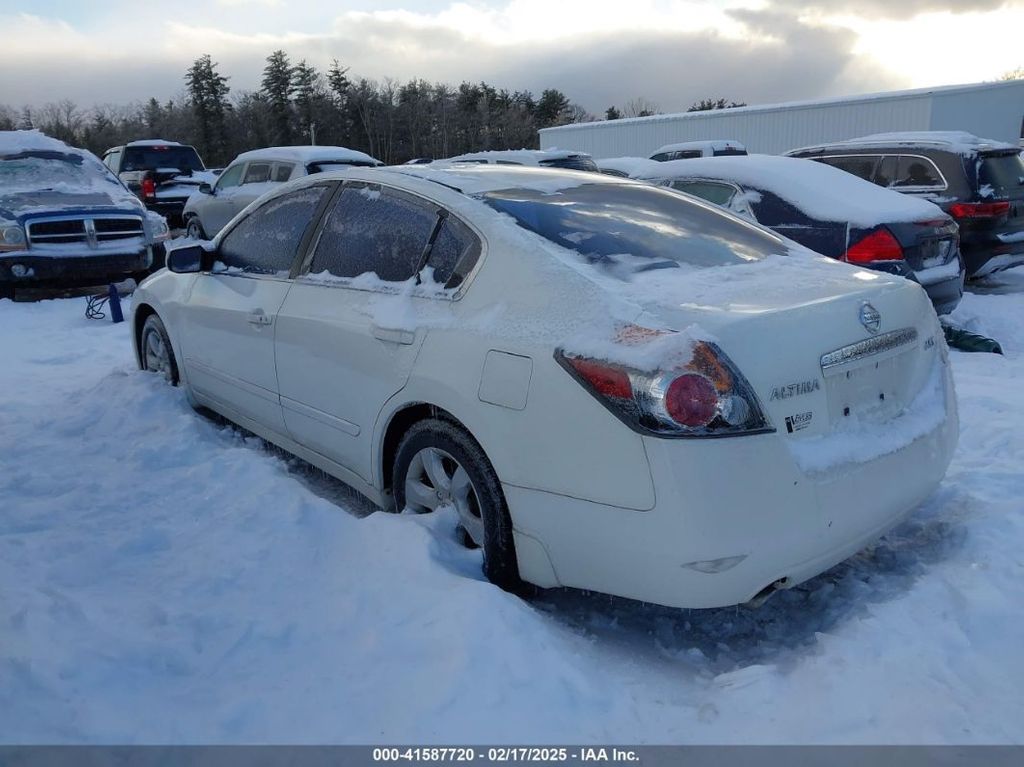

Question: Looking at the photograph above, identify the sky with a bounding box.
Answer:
[0,0,1022,114]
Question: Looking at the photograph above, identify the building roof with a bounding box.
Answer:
[540,79,1024,134]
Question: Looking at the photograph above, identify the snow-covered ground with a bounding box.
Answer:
[1,275,1023,744]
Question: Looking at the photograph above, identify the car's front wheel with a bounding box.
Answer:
[185,216,206,240]
[140,314,179,385]
[393,418,526,594]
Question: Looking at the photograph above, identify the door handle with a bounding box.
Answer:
[247,310,273,326]
[372,325,415,345]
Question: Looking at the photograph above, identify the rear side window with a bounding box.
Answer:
[670,180,737,206]
[217,185,329,276]
[104,150,121,170]
[243,163,271,184]
[272,163,295,183]
[891,156,944,189]
[424,216,480,288]
[979,152,1024,197]
[308,185,439,282]
[817,155,879,183]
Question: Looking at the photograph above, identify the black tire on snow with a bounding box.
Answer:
[185,217,206,240]
[392,417,529,595]
[140,313,180,385]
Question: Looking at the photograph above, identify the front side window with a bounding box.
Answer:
[217,185,329,276]
[307,185,439,282]
[215,163,244,191]
[481,182,783,274]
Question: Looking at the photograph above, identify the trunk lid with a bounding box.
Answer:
[632,256,941,439]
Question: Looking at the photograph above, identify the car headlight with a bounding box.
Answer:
[0,224,26,252]
[148,216,170,243]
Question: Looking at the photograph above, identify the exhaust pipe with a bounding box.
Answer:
[744,576,794,609]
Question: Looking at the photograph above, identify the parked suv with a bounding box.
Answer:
[1,131,170,297]
[788,132,1024,279]
[182,145,382,239]
[439,149,600,172]
[103,140,217,226]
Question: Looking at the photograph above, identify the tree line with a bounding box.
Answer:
[0,50,745,166]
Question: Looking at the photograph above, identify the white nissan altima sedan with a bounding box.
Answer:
[132,165,958,609]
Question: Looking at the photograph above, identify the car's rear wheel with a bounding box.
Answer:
[185,216,206,240]
[393,418,526,594]
[140,314,179,385]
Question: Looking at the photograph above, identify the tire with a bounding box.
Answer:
[140,314,180,385]
[0,284,14,301]
[185,216,206,240]
[393,418,527,594]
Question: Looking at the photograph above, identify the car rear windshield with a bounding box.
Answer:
[538,156,600,172]
[307,160,380,173]
[122,146,204,172]
[978,152,1024,197]
[480,182,783,273]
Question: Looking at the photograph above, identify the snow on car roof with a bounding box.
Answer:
[234,145,383,166]
[0,129,84,158]
[125,139,186,147]
[386,163,625,195]
[792,131,1019,156]
[438,148,593,166]
[652,140,746,155]
[632,154,947,228]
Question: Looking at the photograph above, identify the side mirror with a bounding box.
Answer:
[166,244,211,274]
[199,182,213,195]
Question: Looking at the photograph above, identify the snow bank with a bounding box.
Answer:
[632,154,948,228]
[1,289,1024,743]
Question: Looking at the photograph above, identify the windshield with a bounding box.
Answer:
[122,146,204,172]
[979,152,1024,198]
[480,182,783,274]
[0,151,123,192]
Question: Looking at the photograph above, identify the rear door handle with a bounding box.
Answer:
[372,325,415,345]
[247,310,272,326]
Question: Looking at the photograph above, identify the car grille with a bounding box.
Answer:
[26,216,145,248]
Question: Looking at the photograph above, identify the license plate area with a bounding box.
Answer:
[824,348,916,424]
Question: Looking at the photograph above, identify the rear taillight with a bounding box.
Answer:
[140,177,156,199]
[845,227,903,264]
[948,201,1010,220]
[556,339,771,438]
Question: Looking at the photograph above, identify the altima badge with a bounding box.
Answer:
[860,302,881,334]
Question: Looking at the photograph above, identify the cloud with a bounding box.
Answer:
[774,0,1011,18]
[0,2,955,115]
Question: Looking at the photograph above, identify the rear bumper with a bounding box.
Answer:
[0,249,152,289]
[506,363,958,609]
[144,199,189,223]
[920,271,964,315]
[963,240,1024,278]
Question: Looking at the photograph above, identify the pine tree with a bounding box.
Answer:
[185,54,231,163]
[534,89,570,128]
[605,106,621,120]
[292,60,320,144]
[261,50,295,144]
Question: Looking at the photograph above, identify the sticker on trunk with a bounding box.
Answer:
[785,411,813,434]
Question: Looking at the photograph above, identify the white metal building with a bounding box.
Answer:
[539,80,1024,159]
